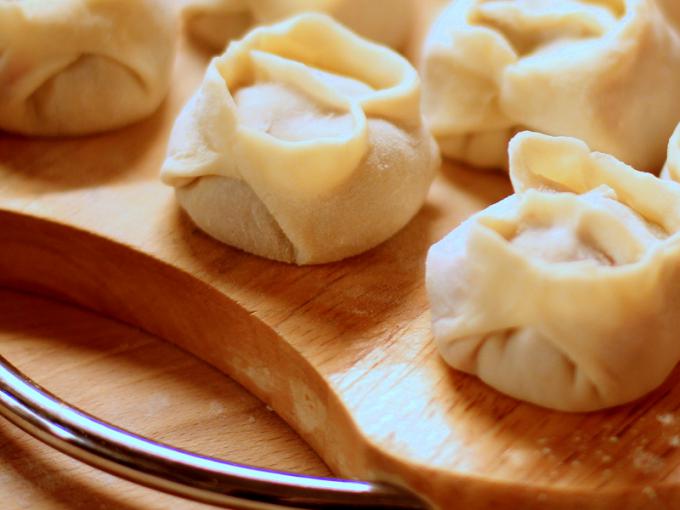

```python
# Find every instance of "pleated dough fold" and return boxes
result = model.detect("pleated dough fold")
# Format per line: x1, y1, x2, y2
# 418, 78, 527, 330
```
427, 131, 680, 411
0, 0, 176, 136
421, 0, 680, 171
183, 0, 413, 52
162, 14, 439, 265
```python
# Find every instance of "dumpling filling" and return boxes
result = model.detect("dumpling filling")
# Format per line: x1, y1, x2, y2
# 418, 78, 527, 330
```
234, 68, 373, 142
511, 224, 614, 265
508, 187, 666, 266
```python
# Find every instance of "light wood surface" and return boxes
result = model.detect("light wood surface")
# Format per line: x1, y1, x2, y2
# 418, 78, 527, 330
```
0, 289, 328, 509
3, 2, 680, 509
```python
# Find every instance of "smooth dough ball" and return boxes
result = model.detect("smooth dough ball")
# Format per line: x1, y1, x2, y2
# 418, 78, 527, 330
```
161, 13, 439, 265
420, 0, 680, 171
0, 0, 176, 136
182, 0, 414, 52
426, 131, 680, 412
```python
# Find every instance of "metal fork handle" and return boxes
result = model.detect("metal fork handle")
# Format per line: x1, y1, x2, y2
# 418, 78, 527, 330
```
0, 354, 429, 510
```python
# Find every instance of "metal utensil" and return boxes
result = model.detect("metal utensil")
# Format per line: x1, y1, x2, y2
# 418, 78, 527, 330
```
0, 353, 429, 510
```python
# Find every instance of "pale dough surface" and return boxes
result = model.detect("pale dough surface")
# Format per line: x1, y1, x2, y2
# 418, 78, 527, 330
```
427, 131, 680, 412
162, 14, 439, 264
0, 0, 176, 136
182, 0, 413, 52
421, 0, 680, 171
662, 122, 680, 182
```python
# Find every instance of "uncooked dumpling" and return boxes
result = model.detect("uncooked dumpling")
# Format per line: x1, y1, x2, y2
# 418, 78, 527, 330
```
161, 14, 439, 265
183, 0, 413, 52
0, 0, 176, 136
420, 0, 680, 171
426, 131, 680, 412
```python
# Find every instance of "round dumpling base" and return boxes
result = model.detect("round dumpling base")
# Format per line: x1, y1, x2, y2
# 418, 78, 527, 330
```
177, 176, 296, 264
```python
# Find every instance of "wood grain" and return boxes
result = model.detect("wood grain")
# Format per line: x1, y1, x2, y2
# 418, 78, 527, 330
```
0, 289, 328, 509
3, 2, 680, 509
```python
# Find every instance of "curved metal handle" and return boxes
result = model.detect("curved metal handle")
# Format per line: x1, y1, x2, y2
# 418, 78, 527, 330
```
0, 354, 429, 510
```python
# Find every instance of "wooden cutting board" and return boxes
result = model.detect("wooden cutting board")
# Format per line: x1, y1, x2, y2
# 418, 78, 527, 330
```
0, 289, 328, 509
4, 2, 680, 508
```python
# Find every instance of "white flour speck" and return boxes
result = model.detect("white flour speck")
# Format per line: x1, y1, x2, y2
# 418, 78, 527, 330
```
657, 413, 676, 426
208, 400, 225, 416
633, 448, 664, 474
642, 486, 657, 500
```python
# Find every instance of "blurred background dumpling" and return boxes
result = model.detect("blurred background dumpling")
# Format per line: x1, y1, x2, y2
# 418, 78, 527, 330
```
183, 0, 414, 52
420, 0, 680, 172
0, 0, 176, 136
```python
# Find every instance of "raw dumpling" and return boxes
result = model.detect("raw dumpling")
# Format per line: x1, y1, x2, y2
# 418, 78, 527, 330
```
183, 0, 413, 52
0, 0, 176, 136
420, 0, 680, 171
161, 14, 439, 265
426, 131, 680, 412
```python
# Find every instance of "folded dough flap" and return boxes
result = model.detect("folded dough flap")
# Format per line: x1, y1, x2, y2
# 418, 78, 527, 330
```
161, 65, 241, 187
509, 131, 680, 234
421, 0, 518, 135
473, 0, 620, 56
212, 13, 421, 197
223, 13, 420, 122
182, 0, 253, 49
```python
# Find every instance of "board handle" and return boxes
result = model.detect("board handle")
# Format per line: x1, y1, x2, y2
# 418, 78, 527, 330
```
0, 353, 429, 510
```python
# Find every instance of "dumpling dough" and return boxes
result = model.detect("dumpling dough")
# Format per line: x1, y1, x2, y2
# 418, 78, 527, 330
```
0, 0, 176, 136
426, 131, 680, 412
161, 14, 439, 265
420, 0, 680, 171
662, 122, 680, 182
183, 0, 413, 52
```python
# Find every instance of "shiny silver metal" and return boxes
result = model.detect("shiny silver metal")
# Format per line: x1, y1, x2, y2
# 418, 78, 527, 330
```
0, 353, 429, 510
